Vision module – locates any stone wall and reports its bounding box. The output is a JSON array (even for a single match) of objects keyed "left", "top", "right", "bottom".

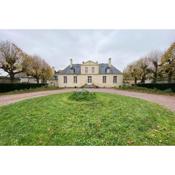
[{"left": 57, "top": 74, "right": 123, "bottom": 88}]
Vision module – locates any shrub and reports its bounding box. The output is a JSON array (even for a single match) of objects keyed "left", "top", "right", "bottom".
[
  {"left": 117, "top": 84, "right": 175, "bottom": 94},
  {"left": 163, "top": 88, "right": 173, "bottom": 93},
  {"left": 69, "top": 89, "right": 96, "bottom": 101},
  {"left": 136, "top": 83, "right": 175, "bottom": 92},
  {"left": 80, "top": 83, "right": 99, "bottom": 88},
  {"left": 0, "top": 83, "right": 47, "bottom": 92}
]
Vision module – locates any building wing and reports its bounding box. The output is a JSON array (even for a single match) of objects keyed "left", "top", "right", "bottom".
[
  {"left": 99, "top": 63, "right": 122, "bottom": 74},
  {"left": 58, "top": 64, "right": 81, "bottom": 75}
]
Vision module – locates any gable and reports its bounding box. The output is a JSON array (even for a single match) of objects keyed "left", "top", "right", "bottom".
[{"left": 82, "top": 60, "right": 98, "bottom": 66}]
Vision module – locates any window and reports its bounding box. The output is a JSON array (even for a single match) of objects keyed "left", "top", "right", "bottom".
[
  {"left": 113, "top": 76, "right": 117, "bottom": 83},
  {"left": 70, "top": 68, "right": 75, "bottom": 74},
  {"left": 63, "top": 76, "right": 67, "bottom": 83},
  {"left": 74, "top": 76, "right": 77, "bottom": 83},
  {"left": 106, "top": 68, "right": 111, "bottom": 73},
  {"left": 103, "top": 76, "right": 106, "bottom": 83},
  {"left": 92, "top": 67, "right": 95, "bottom": 73},
  {"left": 85, "top": 67, "right": 88, "bottom": 74},
  {"left": 88, "top": 76, "right": 92, "bottom": 83}
]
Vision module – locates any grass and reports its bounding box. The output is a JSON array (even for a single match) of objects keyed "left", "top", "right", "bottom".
[
  {"left": 117, "top": 86, "right": 175, "bottom": 96},
  {"left": 0, "top": 92, "right": 175, "bottom": 145}
]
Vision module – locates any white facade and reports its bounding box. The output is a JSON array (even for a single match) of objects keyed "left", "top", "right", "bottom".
[{"left": 57, "top": 59, "right": 123, "bottom": 88}]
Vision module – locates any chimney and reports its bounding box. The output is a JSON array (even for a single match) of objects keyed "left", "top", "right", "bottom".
[
  {"left": 108, "top": 58, "right": 112, "bottom": 67},
  {"left": 70, "top": 59, "right": 73, "bottom": 67}
]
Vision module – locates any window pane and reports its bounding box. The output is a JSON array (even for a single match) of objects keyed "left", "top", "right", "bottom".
[
  {"left": 107, "top": 68, "right": 110, "bottom": 73},
  {"left": 103, "top": 76, "right": 106, "bottom": 83},
  {"left": 113, "top": 76, "right": 117, "bottom": 83},
  {"left": 74, "top": 76, "right": 77, "bottom": 83},
  {"left": 88, "top": 76, "right": 92, "bottom": 83},
  {"left": 64, "top": 76, "right": 67, "bottom": 83}
]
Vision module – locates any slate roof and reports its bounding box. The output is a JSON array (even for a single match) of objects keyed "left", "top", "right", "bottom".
[
  {"left": 99, "top": 64, "right": 122, "bottom": 74},
  {"left": 58, "top": 64, "right": 81, "bottom": 75},
  {"left": 57, "top": 63, "right": 122, "bottom": 75}
]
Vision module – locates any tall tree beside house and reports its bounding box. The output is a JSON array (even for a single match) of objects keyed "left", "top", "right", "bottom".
[
  {"left": 40, "top": 59, "right": 54, "bottom": 83},
  {"left": 124, "top": 57, "right": 151, "bottom": 84},
  {"left": 0, "top": 41, "right": 24, "bottom": 82},
  {"left": 147, "top": 50, "right": 162, "bottom": 83},
  {"left": 21, "top": 52, "right": 34, "bottom": 76},
  {"left": 22, "top": 54, "right": 53, "bottom": 84},
  {"left": 27, "top": 55, "right": 43, "bottom": 84},
  {"left": 21, "top": 54, "right": 42, "bottom": 84},
  {"left": 134, "top": 57, "right": 151, "bottom": 84},
  {"left": 160, "top": 42, "right": 175, "bottom": 83},
  {"left": 123, "top": 61, "right": 141, "bottom": 84}
]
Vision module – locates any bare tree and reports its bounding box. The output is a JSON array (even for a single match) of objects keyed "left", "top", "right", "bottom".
[
  {"left": 124, "top": 57, "right": 151, "bottom": 84},
  {"left": 147, "top": 50, "right": 162, "bottom": 83},
  {"left": 29, "top": 55, "right": 43, "bottom": 84},
  {"left": 0, "top": 41, "right": 24, "bottom": 82},
  {"left": 22, "top": 54, "right": 53, "bottom": 84},
  {"left": 40, "top": 59, "right": 54, "bottom": 83},
  {"left": 137, "top": 57, "right": 150, "bottom": 84},
  {"left": 123, "top": 61, "right": 141, "bottom": 84}
]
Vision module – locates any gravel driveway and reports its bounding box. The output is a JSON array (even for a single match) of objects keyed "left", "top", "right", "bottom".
[{"left": 0, "top": 88, "right": 175, "bottom": 112}]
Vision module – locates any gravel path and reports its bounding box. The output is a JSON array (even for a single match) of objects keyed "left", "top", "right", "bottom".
[
  {"left": 0, "top": 88, "right": 175, "bottom": 111},
  {"left": 89, "top": 89, "right": 175, "bottom": 112}
]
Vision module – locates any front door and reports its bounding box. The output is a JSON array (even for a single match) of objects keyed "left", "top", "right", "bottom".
[{"left": 87, "top": 76, "right": 92, "bottom": 84}]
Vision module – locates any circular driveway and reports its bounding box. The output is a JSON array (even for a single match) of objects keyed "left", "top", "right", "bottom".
[{"left": 0, "top": 88, "right": 175, "bottom": 112}]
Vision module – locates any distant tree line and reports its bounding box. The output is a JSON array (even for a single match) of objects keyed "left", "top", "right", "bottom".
[
  {"left": 123, "top": 42, "right": 175, "bottom": 84},
  {"left": 0, "top": 41, "right": 54, "bottom": 83}
]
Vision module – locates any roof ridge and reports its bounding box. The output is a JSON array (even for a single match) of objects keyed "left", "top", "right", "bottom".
[{"left": 59, "top": 62, "right": 122, "bottom": 74}]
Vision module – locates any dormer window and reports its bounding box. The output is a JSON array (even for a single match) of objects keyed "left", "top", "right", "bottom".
[
  {"left": 70, "top": 67, "right": 75, "bottom": 74},
  {"left": 106, "top": 67, "right": 111, "bottom": 73}
]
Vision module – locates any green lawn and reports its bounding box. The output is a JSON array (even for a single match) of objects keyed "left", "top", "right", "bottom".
[{"left": 0, "top": 92, "right": 175, "bottom": 145}]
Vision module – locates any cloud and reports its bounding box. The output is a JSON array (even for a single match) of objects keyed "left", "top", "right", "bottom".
[{"left": 0, "top": 30, "right": 175, "bottom": 72}]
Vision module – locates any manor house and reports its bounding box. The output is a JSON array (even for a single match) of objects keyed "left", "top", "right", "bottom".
[{"left": 56, "top": 58, "right": 123, "bottom": 88}]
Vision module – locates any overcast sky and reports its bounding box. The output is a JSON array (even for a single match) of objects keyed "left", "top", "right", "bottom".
[{"left": 0, "top": 30, "right": 175, "bottom": 73}]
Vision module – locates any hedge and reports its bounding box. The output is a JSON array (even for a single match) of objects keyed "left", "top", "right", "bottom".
[
  {"left": 0, "top": 83, "right": 47, "bottom": 92},
  {"left": 135, "top": 83, "right": 175, "bottom": 92}
]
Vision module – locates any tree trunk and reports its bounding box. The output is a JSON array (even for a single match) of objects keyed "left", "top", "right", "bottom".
[
  {"left": 153, "top": 66, "right": 158, "bottom": 83},
  {"left": 141, "top": 76, "right": 145, "bottom": 84},
  {"left": 9, "top": 73, "right": 15, "bottom": 83},
  {"left": 153, "top": 72, "right": 157, "bottom": 83},
  {"left": 168, "top": 72, "right": 173, "bottom": 83},
  {"left": 36, "top": 78, "right": 40, "bottom": 84},
  {"left": 41, "top": 78, "right": 46, "bottom": 84},
  {"left": 154, "top": 73, "right": 157, "bottom": 83},
  {"left": 134, "top": 77, "right": 137, "bottom": 84}
]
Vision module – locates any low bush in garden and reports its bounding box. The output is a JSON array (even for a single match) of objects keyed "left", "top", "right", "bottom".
[
  {"left": 117, "top": 84, "right": 175, "bottom": 95},
  {"left": 80, "top": 83, "right": 99, "bottom": 88},
  {"left": 69, "top": 89, "right": 96, "bottom": 101},
  {"left": 136, "top": 83, "right": 175, "bottom": 92},
  {"left": 0, "top": 83, "right": 47, "bottom": 92}
]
